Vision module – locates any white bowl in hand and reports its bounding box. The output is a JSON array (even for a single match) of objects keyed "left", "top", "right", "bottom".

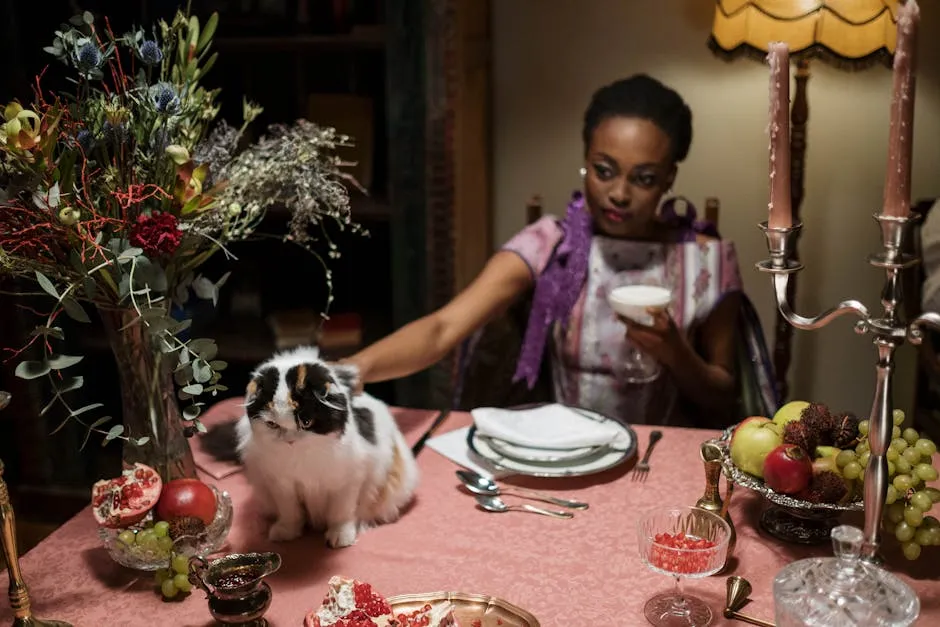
[{"left": 608, "top": 285, "right": 672, "bottom": 326}]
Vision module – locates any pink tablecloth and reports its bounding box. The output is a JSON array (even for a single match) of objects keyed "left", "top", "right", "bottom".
[{"left": 2, "top": 402, "right": 938, "bottom": 626}]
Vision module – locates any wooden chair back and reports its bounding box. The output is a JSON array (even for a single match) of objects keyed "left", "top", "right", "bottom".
[{"left": 902, "top": 198, "right": 940, "bottom": 441}]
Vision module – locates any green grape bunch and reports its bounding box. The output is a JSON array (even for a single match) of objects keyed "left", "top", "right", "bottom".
[
  {"left": 846, "top": 409, "right": 940, "bottom": 561},
  {"left": 154, "top": 552, "right": 194, "bottom": 600}
]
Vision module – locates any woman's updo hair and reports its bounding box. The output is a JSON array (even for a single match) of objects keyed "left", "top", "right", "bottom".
[{"left": 582, "top": 74, "right": 693, "bottom": 163}]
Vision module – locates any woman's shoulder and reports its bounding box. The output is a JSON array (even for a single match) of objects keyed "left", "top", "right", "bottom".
[{"left": 500, "top": 216, "right": 566, "bottom": 277}]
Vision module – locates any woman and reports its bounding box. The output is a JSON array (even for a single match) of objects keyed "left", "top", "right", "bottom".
[{"left": 345, "top": 74, "right": 774, "bottom": 427}]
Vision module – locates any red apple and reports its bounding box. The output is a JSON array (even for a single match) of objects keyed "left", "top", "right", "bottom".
[
  {"left": 730, "top": 416, "right": 783, "bottom": 478},
  {"left": 763, "top": 444, "right": 813, "bottom": 494}
]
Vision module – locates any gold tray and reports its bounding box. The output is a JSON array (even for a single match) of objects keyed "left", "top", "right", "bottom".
[{"left": 388, "top": 592, "right": 540, "bottom": 627}]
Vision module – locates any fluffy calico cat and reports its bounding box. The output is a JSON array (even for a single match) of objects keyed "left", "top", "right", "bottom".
[{"left": 204, "top": 346, "right": 419, "bottom": 548}]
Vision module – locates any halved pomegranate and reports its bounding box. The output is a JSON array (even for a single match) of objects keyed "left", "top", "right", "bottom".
[{"left": 91, "top": 463, "right": 163, "bottom": 528}]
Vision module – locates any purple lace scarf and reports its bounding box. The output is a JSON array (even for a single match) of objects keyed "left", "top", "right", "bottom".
[{"left": 511, "top": 191, "right": 719, "bottom": 389}]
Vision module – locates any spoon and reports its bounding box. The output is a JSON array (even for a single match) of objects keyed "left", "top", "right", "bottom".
[
  {"left": 474, "top": 495, "right": 573, "bottom": 519},
  {"left": 457, "top": 469, "right": 589, "bottom": 510}
]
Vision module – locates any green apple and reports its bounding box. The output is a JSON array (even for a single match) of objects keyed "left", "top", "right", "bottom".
[
  {"left": 772, "top": 400, "right": 810, "bottom": 428},
  {"left": 730, "top": 416, "right": 784, "bottom": 478}
]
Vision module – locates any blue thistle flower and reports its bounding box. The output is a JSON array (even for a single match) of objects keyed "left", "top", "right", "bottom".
[
  {"left": 75, "top": 129, "right": 95, "bottom": 155},
  {"left": 139, "top": 40, "right": 163, "bottom": 66},
  {"left": 76, "top": 42, "right": 101, "bottom": 69},
  {"left": 150, "top": 82, "right": 181, "bottom": 115},
  {"left": 102, "top": 121, "right": 129, "bottom": 145}
]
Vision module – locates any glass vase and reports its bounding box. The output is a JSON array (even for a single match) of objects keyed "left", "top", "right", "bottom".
[{"left": 99, "top": 306, "right": 197, "bottom": 482}]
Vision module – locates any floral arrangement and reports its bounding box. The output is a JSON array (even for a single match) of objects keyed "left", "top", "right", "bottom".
[{"left": 0, "top": 8, "right": 360, "bottom": 466}]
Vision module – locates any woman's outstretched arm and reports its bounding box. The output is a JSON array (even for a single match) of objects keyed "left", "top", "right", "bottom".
[{"left": 344, "top": 251, "right": 534, "bottom": 385}]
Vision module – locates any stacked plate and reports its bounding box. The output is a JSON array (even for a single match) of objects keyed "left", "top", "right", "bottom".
[{"left": 466, "top": 403, "right": 637, "bottom": 477}]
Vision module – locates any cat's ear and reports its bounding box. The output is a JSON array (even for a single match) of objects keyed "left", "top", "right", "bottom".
[
  {"left": 245, "top": 367, "right": 278, "bottom": 418},
  {"left": 331, "top": 363, "right": 362, "bottom": 395}
]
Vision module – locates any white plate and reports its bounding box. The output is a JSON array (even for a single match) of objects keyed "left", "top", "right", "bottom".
[
  {"left": 480, "top": 436, "right": 601, "bottom": 463},
  {"left": 466, "top": 406, "right": 637, "bottom": 478}
]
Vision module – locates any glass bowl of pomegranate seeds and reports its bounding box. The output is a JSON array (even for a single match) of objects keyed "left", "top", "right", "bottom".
[{"left": 636, "top": 506, "right": 731, "bottom": 627}]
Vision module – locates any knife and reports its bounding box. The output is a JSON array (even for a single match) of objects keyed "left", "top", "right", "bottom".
[{"left": 411, "top": 408, "right": 452, "bottom": 457}]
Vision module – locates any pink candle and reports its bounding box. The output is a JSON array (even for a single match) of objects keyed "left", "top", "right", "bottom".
[
  {"left": 767, "top": 42, "right": 792, "bottom": 229},
  {"left": 883, "top": 0, "right": 919, "bottom": 218}
]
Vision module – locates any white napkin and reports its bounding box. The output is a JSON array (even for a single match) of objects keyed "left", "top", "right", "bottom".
[
  {"left": 471, "top": 404, "right": 621, "bottom": 449},
  {"left": 425, "top": 427, "right": 512, "bottom": 479}
]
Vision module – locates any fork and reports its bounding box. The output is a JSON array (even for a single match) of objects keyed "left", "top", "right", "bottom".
[{"left": 632, "top": 430, "right": 663, "bottom": 481}]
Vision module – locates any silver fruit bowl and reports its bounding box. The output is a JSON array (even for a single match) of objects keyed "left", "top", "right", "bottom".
[
  {"left": 98, "top": 485, "right": 233, "bottom": 570},
  {"left": 716, "top": 424, "right": 863, "bottom": 545}
]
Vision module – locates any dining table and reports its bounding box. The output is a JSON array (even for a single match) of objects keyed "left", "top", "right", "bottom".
[{"left": 2, "top": 399, "right": 938, "bottom": 626}]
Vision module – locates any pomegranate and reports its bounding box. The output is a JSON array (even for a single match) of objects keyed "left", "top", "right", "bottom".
[
  {"left": 156, "top": 478, "right": 217, "bottom": 526},
  {"left": 91, "top": 463, "right": 162, "bottom": 528},
  {"left": 762, "top": 444, "right": 813, "bottom": 494}
]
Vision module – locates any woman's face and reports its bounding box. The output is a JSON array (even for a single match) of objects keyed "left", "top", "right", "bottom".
[{"left": 583, "top": 116, "right": 676, "bottom": 238}]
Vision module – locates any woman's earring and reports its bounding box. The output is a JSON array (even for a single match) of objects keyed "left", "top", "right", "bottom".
[{"left": 579, "top": 167, "right": 587, "bottom": 179}]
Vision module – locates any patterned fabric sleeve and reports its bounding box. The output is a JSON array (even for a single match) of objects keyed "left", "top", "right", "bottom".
[
  {"left": 501, "top": 216, "right": 565, "bottom": 278},
  {"left": 719, "top": 240, "right": 744, "bottom": 295}
]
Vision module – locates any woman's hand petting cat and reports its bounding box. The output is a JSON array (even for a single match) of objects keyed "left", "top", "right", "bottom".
[{"left": 621, "top": 308, "right": 691, "bottom": 369}]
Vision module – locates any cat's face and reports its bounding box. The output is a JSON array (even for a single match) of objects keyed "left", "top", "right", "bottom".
[{"left": 245, "top": 362, "right": 358, "bottom": 441}]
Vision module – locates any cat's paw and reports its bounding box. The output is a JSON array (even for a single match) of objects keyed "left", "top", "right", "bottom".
[
  {"left": 325, "top": 522, "right": 358, "bottom": 548},
  {"left": 267, "top": 520, "right": 303, "bottom": 542}
]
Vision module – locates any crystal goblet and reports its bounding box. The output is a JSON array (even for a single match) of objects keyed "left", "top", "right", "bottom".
[
  {"left": 608, "top": 285, "right": 672, "bottom": 383},
  {"left": 636, "top": 506, "right": 731, "bottom": 626}
]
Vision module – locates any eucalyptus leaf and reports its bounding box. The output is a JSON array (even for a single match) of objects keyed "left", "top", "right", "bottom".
[
  {"left": 187, "top": 338, "right": 215, "bottom": 357},
  {"left": 48, "top": 354, "right": 83, "bottom": 370},
  {"left": 135, "top": 436, "right": 150, "bottom": 446},
  {"left": 35, "top": 271, "right": 58, "bottom": 298},
  {"left": 118, "top": 246, "right": 144, "bottom": 262},
  {"left": 59, "top": 376, "right": 84, "bottom": 392},
  {"left": 191, "top": 276, "right": 215, "bottom": 300},
  {"left": 82, "top": 415, "right": 112, "bottom": 450},
  {"left": 174, "top": 363, "right": 193, "bottom": 386},
  {"left": 82, "top": 10, "right": 94, "bottom": 25},
  {"left": 15, "top": 360, "right": 50, "bottom": 380},
  {"left": 194, "top": 419, "right": 207, "bottom": 433},
  {"left": 104, "top": 424, "right": 124, "bottom": 441},
  {"left": 118, "top": 274, "right": 131, "bottom": 298},
  {"left": 171, "top": 319, "right": 192, "bottom": 335},
  {"left": 29, "top": 326, "right": 65, "bottom": 340},
  {"left": 192, "top": 358, "right": 212, "bottom": 383},
  {"left": 62, "top": 297, "right": 91, "bottom": 323},
  {"left": 178, "top": 347, "right": 191, "bottom": 365},
  {"left": 175, "top": 283, "right": 190, "bottom": 305},
  {"left": 70, "top": 402, "right": 103, "bottom": 417},
  {"left": 183, "top": 405, "right": 202, "bottom": 421},
  {"left": 87, "top": 415, "right": 111, "bottom": 431},
  {"left": 182, "top": 382, "right": 203, "bottom": 394},
  {"left": 209, "top": 360, "right": 228, "bottom": 371},
  {"left": 83, "top": 277, "right": 98, "bottom": 300}
]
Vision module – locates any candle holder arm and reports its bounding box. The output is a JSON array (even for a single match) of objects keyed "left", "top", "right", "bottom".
[
  {"left": 907, "top": 311, "right": 940, "bottom": 345},
  {"left": 771, "top": 273, "right": 871, "bottom": 331}
]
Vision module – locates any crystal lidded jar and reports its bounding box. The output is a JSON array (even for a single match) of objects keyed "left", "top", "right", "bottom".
[{"left": 773, "top": 525, "right": 919, "bottom": 626}]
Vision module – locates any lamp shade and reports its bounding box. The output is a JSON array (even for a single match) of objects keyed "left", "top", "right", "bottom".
[{"left": 709, "top": 1, "right": 901, "bottom": 69}]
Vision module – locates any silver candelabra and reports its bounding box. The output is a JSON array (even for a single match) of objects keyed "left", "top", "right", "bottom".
[{"left": 758, "top": 212, "right": 940, "bottom": 559}]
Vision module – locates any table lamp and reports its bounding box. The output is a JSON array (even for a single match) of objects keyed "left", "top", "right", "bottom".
[
  {"left": 0, "top": 391, "right": 72, "bottom": 627},
  {"left": 708, "top": 0, "right": 902, "bottom": 401}
]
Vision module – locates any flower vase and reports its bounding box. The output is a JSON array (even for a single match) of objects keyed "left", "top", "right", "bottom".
[{"left": 99, "top": 307, "right": 197, "bottom": 482}]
